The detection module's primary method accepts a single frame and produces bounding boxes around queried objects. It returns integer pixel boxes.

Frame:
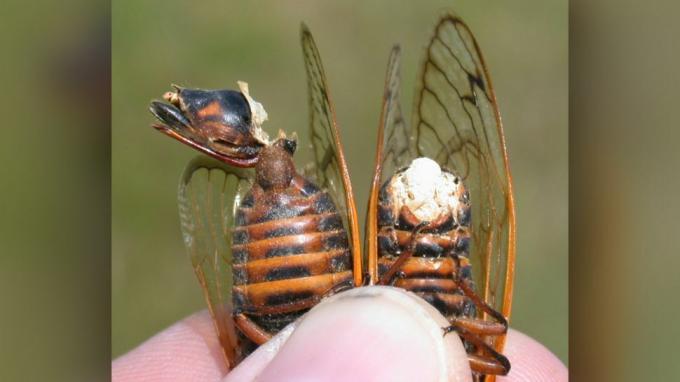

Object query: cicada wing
[178,155,254,367]
[411,14,516,351]
[367,46,414,282]
[300,24,362,286]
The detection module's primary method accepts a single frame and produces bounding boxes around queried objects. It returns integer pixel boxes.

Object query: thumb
[224,286,472,382]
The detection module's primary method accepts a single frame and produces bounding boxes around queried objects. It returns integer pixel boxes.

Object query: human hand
[113,286,567,381]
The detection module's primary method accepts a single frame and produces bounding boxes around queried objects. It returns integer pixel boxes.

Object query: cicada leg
[443,324,510,376]
[377,222,428,285]
[234,313,273,345]
[443,265,510,375]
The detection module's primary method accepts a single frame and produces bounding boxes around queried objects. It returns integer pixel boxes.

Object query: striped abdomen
[376,178,476,319]
[232,174,352,334]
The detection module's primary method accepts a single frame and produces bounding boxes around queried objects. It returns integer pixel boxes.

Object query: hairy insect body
[377,164,475,319]
[231,143,352,350]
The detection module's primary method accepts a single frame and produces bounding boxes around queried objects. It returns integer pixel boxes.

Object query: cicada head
[150,81,270,167]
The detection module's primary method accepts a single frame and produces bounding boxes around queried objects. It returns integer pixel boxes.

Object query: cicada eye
[282,138,297,155]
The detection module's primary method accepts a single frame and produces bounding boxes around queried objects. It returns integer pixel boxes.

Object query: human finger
[225,286,472,382]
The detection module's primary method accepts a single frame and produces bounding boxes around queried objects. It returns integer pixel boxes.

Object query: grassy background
[112,0,567,364]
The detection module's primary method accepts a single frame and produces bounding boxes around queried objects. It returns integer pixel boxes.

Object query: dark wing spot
[468,71,485,91]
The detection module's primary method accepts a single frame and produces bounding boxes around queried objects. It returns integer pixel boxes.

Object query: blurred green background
[1,1,110,380]
[113,0,567,364]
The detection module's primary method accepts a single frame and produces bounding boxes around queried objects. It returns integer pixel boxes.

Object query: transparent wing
[411,13,516,340]
[377,46,414,186]
[301,24,362,285]
[367,45,412,281]
[177,155,254,367]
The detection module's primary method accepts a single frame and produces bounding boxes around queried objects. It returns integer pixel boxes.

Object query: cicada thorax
[376,160,476,320]
[230,141,353,352]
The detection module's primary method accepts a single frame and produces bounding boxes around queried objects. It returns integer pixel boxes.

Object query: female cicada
[365,13,516,381]
[149,25,362,367]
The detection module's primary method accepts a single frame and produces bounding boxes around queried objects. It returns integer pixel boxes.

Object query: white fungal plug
[388,157,463,222]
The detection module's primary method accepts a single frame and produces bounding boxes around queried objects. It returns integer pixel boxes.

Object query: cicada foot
[443,324,510,376]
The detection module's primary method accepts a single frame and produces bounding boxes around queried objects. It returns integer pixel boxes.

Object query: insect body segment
[230,140,353,346]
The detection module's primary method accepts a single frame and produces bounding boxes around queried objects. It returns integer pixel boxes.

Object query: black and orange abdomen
[376,173,475,319]
[232,172,352,339]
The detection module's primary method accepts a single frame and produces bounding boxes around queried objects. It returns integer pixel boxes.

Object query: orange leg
[442,259,509,376]
[452,275,508,334]
[234,313,273,345]
[444,324,510,376]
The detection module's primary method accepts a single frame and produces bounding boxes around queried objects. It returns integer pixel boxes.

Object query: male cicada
[149,25,362,367]
[365,13,516,381]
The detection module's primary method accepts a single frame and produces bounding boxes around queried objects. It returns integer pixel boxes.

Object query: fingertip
[113,310,226,382]
[247,286,471,382]
[499,329,568,382]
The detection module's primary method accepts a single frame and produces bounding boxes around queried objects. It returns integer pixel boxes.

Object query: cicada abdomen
[376,158,475,319]
[230,139,353,353]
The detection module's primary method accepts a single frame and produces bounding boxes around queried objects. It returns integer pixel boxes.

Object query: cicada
[148,25,362,367]
[365,13,516,381]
